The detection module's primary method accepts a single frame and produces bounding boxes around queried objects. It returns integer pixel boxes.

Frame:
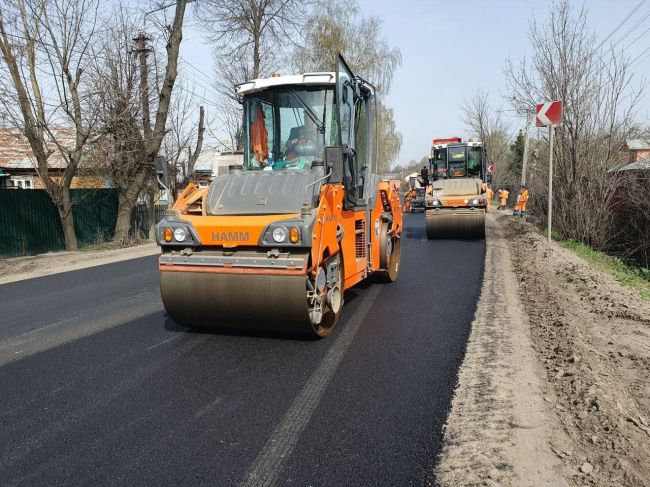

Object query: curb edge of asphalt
[0,244,160,285]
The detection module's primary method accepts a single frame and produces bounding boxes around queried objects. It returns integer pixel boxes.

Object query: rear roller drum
[378,222,401,282]
[308,255,344,337]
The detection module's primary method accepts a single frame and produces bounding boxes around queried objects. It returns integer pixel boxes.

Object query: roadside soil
[436,213,567,486]
[0,242,159,285]
[505,213,650,487]
[438,211,650,486]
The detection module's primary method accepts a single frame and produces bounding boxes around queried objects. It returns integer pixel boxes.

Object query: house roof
[626,138,650,150]
[0,128,71,169]
[609,156,650,172]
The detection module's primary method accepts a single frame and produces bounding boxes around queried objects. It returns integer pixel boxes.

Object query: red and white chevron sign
[536,100,563,127]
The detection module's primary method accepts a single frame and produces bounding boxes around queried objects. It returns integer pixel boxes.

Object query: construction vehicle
[406,176,427,213]
[155,55,403,338]
[425,137,489,239]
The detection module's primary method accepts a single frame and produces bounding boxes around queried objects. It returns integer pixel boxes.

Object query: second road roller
[155,55,403,338]
[424,137,490,239]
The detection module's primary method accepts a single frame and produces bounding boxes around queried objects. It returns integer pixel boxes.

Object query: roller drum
[160,270,314,335]
[425,211,485,239]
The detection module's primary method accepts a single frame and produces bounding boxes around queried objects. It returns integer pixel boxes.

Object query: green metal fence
[131,204,168,238]
[0,189,121,257]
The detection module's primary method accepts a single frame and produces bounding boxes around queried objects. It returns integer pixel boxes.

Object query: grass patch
[559,238,650,301]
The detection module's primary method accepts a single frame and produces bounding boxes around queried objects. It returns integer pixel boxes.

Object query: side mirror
[155,155,168,181]
[324,146,343,183]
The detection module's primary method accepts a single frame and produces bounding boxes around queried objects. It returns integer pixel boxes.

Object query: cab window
[467,146,482,177]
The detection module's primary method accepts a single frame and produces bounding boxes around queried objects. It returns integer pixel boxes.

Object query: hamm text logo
[212,231,250,242]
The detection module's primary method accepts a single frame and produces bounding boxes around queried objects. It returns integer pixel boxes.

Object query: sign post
[536,100,563,244]
[547,125,553,244]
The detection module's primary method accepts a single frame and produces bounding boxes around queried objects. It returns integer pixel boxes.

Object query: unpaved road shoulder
[0,242,159,285]
[506,215,650,487]
[436,213,567,486]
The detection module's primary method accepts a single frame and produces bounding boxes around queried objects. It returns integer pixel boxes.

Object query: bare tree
[293,0,401,96]
[616,163,650,267]
[196,0,309,154]
[504,0,644,249]
[0,0,100,250]
[196,0,304,80]
[161,87,205,195]
[460,88,512,187]
[90,0,190,242]
[292,0,403,170]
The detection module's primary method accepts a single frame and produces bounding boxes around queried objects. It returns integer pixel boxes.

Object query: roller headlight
[471,198,480,205]
[433,199,440,206]
[163,227,173,242]
[173,227,187,242]
[272,226,288,243]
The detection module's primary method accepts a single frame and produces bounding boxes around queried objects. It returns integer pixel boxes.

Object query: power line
[179,58,215,91]
[623,24,650,52]
[597,0,647,50]
[175,84,218,108]
[630,44,650,68]
[609,8,650,53]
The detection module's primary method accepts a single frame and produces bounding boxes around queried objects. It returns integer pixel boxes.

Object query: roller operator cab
[424,137,489,239]
[155,55,403,338]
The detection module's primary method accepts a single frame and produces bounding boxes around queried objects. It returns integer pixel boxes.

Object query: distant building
[609,138,650,173]
[0,128,106,189]
[212,150,244,179]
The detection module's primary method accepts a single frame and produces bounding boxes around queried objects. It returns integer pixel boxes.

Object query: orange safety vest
[514,189,528,210]
[251,105,268,165]
[499,190,509,205]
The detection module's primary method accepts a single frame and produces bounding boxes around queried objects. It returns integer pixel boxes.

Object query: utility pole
[133,33,156,235]
[133,33,153,140]
[521,113,531,186]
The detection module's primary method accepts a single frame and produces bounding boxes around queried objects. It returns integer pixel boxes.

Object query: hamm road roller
[424,137,489,239]
[155,55,402,338]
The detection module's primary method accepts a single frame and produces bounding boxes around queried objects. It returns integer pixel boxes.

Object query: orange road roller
[425,137,490,239]
[155,55,403,337]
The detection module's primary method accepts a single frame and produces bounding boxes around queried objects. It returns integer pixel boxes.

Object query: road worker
[486,185,494,211]
[420,166,429,186]
[513,185,529,217]
[251,103,269,167]
[498,187,509,210]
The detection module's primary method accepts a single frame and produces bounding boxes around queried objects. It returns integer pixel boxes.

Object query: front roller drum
[425,211,485,239]
[160,261,343,338]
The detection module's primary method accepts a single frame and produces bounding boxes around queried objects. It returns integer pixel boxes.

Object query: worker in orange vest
[251,104,269,167]
[513,185,529,217]
[497,187,509,210]
[486,186,494,211]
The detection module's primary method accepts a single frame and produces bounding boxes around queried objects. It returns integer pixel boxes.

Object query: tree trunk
[58,187,78,251]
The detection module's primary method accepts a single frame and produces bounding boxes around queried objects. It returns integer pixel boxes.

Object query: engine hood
[205,169,323,216]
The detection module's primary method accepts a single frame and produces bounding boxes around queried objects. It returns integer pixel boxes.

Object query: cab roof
[236,72,336,97]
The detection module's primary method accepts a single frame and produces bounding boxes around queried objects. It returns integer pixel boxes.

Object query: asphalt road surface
[0,213,485,487]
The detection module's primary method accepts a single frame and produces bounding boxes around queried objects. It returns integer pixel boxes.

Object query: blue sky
[178,0,650,166]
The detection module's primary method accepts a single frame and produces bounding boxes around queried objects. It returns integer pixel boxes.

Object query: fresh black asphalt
[0,213,485,486]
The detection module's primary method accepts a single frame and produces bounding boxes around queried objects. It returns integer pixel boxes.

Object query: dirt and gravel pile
[504,214,650,486]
